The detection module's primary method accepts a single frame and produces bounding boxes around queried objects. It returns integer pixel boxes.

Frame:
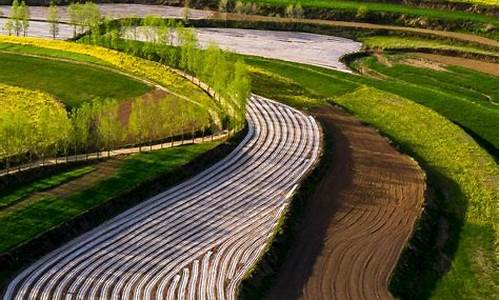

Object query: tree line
[0,95,211,171]
[81,17,250,131]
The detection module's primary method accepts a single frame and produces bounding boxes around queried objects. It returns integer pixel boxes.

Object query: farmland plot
[4,95,321,300]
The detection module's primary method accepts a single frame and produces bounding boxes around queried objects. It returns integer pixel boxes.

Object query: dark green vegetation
[240,55,498,299]
[0,165,95,209]
[0,50,151,108]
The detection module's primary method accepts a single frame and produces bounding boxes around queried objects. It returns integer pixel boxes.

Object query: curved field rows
[266,106,426,300]
[3,95,321,300]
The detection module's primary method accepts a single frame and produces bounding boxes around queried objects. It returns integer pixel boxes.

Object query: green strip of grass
[242,56,498,299]
[0,142,218,253]
[0,51,152,108]
[239,0,498,24]
[0,166,95,210]
[360,36,499,56]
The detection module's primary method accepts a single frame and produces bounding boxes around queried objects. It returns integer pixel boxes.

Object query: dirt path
[265,105,426,300]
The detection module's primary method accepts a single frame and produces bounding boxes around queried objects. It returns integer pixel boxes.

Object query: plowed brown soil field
[265,105,426,300]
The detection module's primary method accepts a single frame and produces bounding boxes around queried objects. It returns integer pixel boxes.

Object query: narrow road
[3,95,321,300]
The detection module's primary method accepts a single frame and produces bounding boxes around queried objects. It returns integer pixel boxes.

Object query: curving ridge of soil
[265,105,426,300]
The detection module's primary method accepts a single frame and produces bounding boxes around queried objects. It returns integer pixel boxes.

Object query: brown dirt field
[215,13,499,48]
[265,105,426,300]
[414,53,499,75]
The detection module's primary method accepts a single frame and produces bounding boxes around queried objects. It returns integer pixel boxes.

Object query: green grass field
[360,36,499,56]
[239,0,498,24]
[0,50,152,108]
[248,55,498,155]
[242,55,498,299]
[0,166,95,210]
[0,142,218,254]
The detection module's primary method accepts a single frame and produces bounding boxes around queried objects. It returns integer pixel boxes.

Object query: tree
[96,99,122,157]
[19,1,29,36]
[68,2,82,38]
[159,98,174,147]
[177,27,198,74]
[182,0,190,22]
[285,4,294,19]
[9,0,22,36]
[218,0,228,22]
[234,1,244,14]
[70,102,93,158]
[356,5,368,18]
[47,1,59,39]
[128,97,147,151]
[3,19,14,35]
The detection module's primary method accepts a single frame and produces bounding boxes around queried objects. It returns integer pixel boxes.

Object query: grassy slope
[355,55,499,152]
[0,142,218,253]
[360,36,499,56]
[249,56,499,154]
[0,36,219,113]
[242,56,498,299]
[239,0,498,24]
[0,51,151,108]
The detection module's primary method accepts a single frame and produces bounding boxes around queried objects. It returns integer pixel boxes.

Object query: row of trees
[84,17,250,130]
[1,1,101,39]
[2,0,30,37]
[1,96,211,170]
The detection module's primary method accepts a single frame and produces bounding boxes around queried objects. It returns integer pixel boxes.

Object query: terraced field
[3,95,321,300]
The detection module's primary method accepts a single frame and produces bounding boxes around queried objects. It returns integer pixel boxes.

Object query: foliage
[91,19,250,128]
[47,1,59,40]
[0,83,71,163]
[7,0,29,37]
[68,1,101,38]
